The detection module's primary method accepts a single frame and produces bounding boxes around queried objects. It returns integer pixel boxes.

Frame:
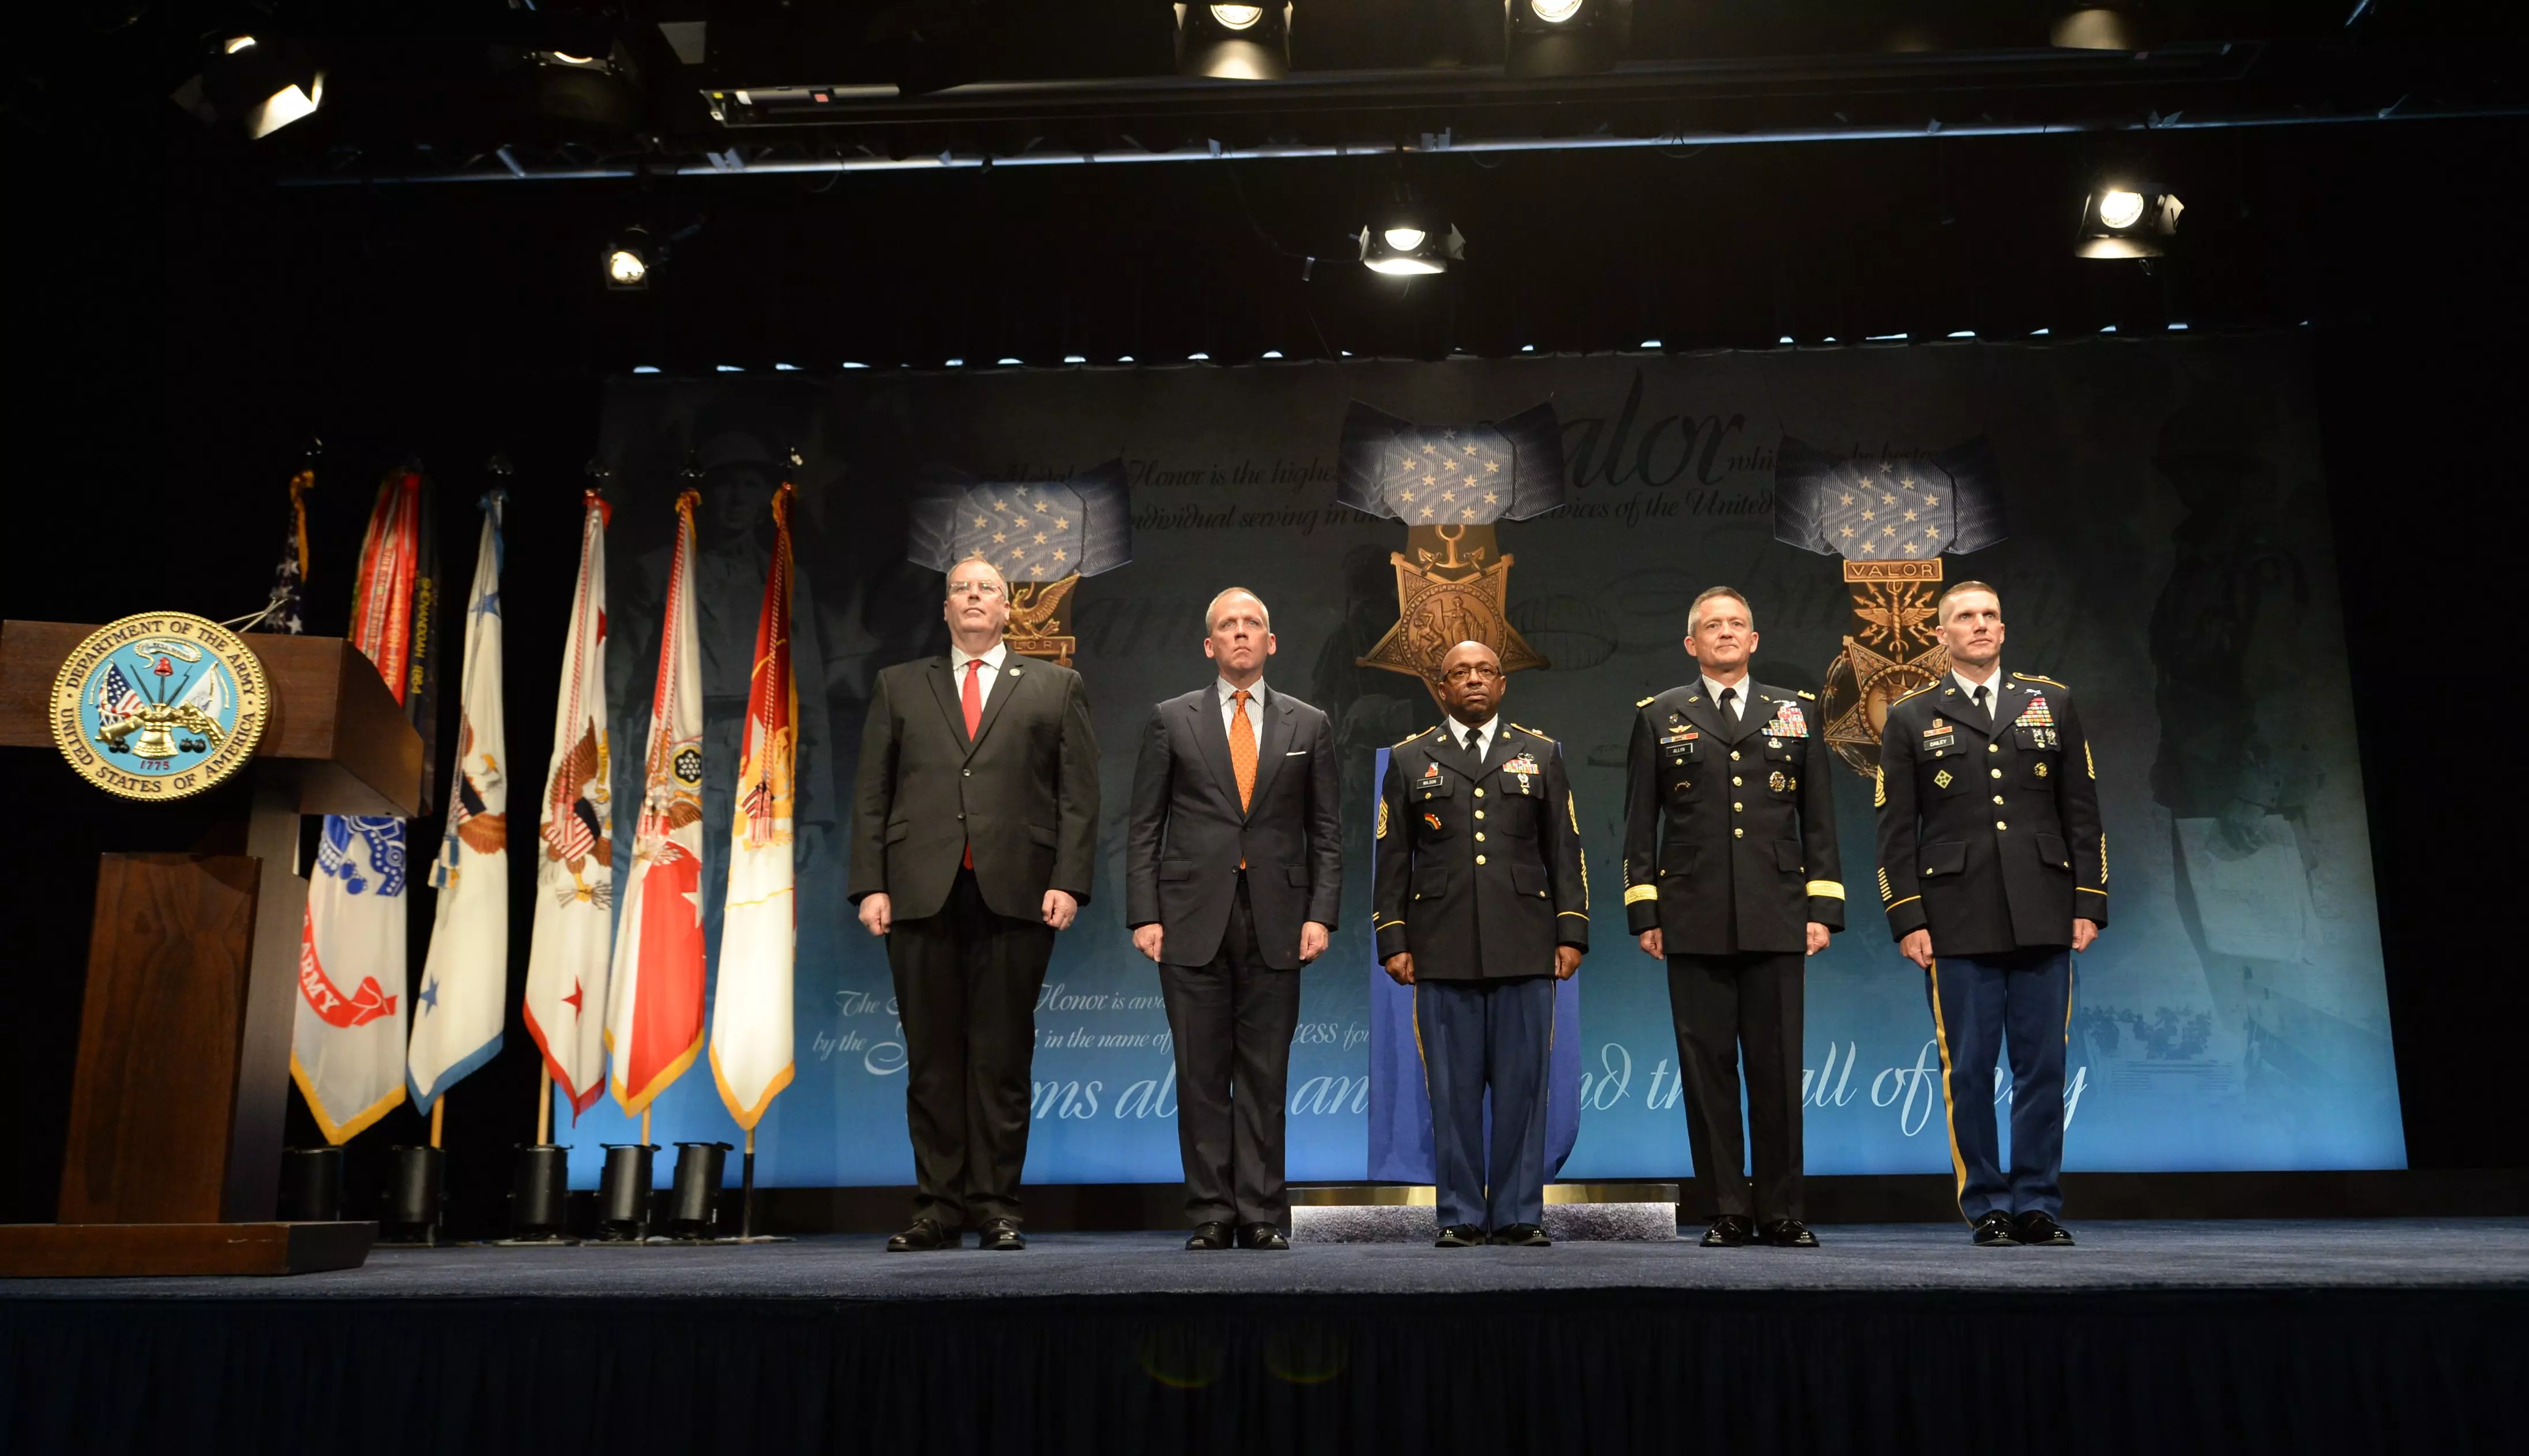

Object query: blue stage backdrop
[559,336,2403,1188]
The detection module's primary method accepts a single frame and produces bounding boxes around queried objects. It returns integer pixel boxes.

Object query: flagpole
[536,1066,553,1145]
[429,1094,445,1150]
[641,1108,651,1146]
[741,1127,757,1240]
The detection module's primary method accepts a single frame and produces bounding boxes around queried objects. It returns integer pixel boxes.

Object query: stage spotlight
[171,34,325,140]
[1359,211,1464,276]
[1505,0,1632,80]
[1174,3,1292,81]
[2076,183,2182,258]
[2052,5,2156,50]
[605,227,655,290]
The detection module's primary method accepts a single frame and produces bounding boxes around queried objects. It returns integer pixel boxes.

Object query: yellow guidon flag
[711,481,799,1129]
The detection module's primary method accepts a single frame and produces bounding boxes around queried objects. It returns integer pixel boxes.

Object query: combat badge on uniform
[50,611,271,801]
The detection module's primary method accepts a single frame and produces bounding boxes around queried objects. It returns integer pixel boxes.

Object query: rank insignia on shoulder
[1636,695,1658,708]
[1686,694,1703,704]
[1796,689,1817,701]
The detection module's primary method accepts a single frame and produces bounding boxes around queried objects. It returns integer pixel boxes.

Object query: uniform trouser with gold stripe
[1667,950,1805,1224]
[1925,946,2073,1222]
[1416,975,1555,1232]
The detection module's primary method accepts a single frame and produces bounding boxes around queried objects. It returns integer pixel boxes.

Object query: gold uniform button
[1730,750,1742,761]
[1733,827,1745,838]
[1475,788,1486,797]
[1475,832,1486,842]
[1996,821,2008,832]
[1990,768,2002,779]
[1733,802,1743,812]
[1475,810,1486,820]
[1992,795,2005,805]
[1476,854,1488,865]
[1988,743,1999,754]
[1732,776,1743,787]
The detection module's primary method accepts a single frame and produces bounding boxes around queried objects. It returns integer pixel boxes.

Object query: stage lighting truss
[1359,212,1464,276]
[171,34,325,140]
[1174,3,1292,81]
[606,226,657,290]
[1505,0,1632,80]
[2076,183,2184,258]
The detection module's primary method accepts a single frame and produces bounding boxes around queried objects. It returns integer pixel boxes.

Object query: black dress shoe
[976,1218,1027,1251]
[1757,1218,1820,1248]
[1185,1221,1233,1251]
[1237,1223,1290,1251]
[886,1217,950,1252]
[1490,1223,1552,1248]
[1700,1215,1754,1248]
[1971,1212,2021,1247]
[1435,1224,1486,1248]
[2013,1211,2076,1247]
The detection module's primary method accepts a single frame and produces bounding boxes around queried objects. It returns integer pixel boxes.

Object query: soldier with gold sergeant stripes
[1622,586,1842,1250]
[1373,640,1588,1249]
[1874,580,2107,1248]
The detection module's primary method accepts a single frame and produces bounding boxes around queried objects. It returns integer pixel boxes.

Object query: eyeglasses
[948,581,1006,600]
[1442,663,1504,683]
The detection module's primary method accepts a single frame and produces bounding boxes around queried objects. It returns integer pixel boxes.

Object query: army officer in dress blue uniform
[1875,581,2107,1248]
[1622,587,1843,1250]
[1374,641,1589,1248]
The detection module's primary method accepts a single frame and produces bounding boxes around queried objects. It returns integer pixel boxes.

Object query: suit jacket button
[1476,855,1487,865]
[963,768,972,777]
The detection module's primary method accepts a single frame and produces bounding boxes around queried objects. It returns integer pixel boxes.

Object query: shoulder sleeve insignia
[1636,695,1656,708]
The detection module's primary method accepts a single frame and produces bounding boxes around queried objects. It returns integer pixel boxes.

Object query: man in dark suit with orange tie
[1126,588,1341,1251]
[850,556,1100,1252]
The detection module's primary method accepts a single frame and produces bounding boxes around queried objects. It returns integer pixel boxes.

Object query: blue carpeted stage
[5,1220,2525,1454]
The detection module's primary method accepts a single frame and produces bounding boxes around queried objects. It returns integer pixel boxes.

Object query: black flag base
[494,1143,578,1246]
[374,1144,458,1248]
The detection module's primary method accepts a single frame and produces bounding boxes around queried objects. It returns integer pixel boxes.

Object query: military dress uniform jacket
[1874,672,2109,957]
[1373,722,1589,980]
[1621,681,1844,954]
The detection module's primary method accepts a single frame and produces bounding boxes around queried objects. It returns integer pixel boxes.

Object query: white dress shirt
[1216,676,1267,738]
[949,639,1010,707]
[1444,713,1501,761]
[1701,673,1753,723]
[1952,662,2005,721]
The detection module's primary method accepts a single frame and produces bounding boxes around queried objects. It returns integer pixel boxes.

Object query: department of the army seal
[50,612,269,800]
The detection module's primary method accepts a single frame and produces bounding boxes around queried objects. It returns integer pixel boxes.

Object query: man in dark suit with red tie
[1125,588,1341,1251]
[850,556,1100,1252]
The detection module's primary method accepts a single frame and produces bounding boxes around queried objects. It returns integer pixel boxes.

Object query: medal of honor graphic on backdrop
[50,612,269,800]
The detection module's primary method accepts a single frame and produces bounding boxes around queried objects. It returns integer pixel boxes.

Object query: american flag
[94,663,142,719]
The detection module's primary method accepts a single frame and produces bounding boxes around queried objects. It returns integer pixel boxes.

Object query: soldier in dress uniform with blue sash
[1874,581,2107,1248]
[1373,641,1589,1248]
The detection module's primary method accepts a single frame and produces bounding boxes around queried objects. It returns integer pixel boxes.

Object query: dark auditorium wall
[2,95,2520,1226]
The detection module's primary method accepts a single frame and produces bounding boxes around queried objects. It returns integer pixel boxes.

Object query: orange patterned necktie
[1230,690,1258,811]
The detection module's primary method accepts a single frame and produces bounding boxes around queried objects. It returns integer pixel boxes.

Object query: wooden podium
[0,620,422,1276]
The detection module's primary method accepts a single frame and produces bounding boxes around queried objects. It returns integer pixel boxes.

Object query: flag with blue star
[1335,400,1566,524]
[408,490,510,1113]
[905,459,1133,582]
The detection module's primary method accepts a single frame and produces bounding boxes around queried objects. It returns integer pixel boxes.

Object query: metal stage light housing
[606,225,657,289]
[2076,183,2183,258]
[1174,3,1293,81]
[171,35,325,141]
[1505,0,1632,81]
[1359,212,1465,276]
[2053,5,2159,51]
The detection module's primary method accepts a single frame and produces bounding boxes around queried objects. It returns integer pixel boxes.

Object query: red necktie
[961,658,983,868]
